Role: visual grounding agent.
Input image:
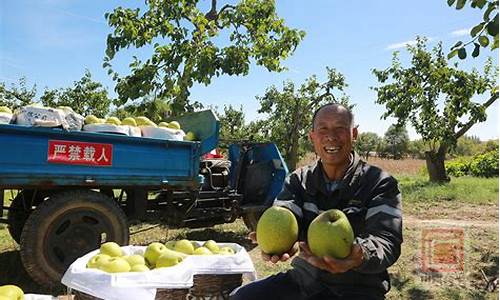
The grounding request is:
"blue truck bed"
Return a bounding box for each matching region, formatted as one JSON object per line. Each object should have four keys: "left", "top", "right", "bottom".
{"left": 0, "top": 110, "right": 219, "bottom": 190}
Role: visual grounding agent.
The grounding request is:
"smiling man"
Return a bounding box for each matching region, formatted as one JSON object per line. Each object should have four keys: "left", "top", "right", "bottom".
{"left": 231, "top": 103, "right": 403, "bottom": 300}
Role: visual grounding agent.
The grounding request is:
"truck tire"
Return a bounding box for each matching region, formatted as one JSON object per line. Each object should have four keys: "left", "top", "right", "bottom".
{"left": 19, "top": 189, "right": 129, "bottom": 287}
{"left": 7, "top": 190, "right": 45, "bottom": 244}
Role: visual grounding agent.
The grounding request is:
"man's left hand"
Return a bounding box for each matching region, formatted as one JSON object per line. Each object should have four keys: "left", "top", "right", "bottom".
{"left": 299, "top": 242, "right": 364, "bottom": 274}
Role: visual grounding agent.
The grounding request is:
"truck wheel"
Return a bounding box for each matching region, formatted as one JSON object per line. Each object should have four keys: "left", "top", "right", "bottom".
{"left": 7, "top": 190, "right": 45, "bottom": 244}
{"left": 19, "top": 190, "right": 129, "bottom": 287}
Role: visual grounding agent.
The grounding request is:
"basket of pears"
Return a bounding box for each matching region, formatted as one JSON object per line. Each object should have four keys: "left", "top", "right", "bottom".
{"left": 62, "top": 240, "right": 254, "bottom": 300}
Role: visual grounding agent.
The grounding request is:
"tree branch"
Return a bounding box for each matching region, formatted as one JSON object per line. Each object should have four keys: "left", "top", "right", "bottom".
{"left": 454, "top": 92, "right": 499, "bottom": 139}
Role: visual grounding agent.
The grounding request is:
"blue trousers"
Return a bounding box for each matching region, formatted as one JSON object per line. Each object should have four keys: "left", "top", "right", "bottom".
{"left": 230, "top": 272, "right": 384, "bottom": 300}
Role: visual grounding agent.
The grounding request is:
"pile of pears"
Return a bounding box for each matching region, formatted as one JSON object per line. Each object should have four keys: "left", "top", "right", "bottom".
{"left": 0, "top": 284, "right": 23, "bottom": 300}
{"left": 84, "top": 115, "right": 196, "bottom": 141}
{"left": 87, "top": 240, "right": 235, "bottom": 273}
{"left": 0, "top": 106, "right": 13, "bottom": 114}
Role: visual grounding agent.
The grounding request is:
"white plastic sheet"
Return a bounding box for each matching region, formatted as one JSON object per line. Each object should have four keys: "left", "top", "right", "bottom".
{"left": 61, "top": 243, "right": 256, "bottom": 300}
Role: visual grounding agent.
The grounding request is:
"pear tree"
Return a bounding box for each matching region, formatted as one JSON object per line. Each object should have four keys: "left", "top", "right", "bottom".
{"left": 372, "top": 37, "right": 498, "bottom": 182}
{"left": 104, "top": 0, "right": 305, "bottom": 116}
{"left": 257, "top": 67, "right": 352, "bottom": 171}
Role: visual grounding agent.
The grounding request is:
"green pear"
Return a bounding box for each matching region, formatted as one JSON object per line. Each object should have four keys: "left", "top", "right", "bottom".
{"left": 191, "top": 241, "right": 200, "bottom": 250}
{"left": 0, "top": 106, "right": 12, "bottom": 114}
{"left": 165, "top": 240, "right": 176, "bottom": 250}
{"left": 144, "top": 242, "right": 168, "bottom": 266}
{"left": 184, "top": 131, "right": 196, "bottom": 141}
{"left": 174, "top": 239, "right": 195, "bottom": 255}
{"left": 100, "top": 242, "right": 123, "bottom": 257}
{"left": 256, "top": 206, "right": 298, "bottom": 255}
{"left": 135, "top": 116, "right": 157, "bottom": 127}
{"left": 105, "top": 117, "right": 122, "bottom": 125}
{"left": 98, "top": 257, "right": 131, "bottom": 273}
{"left": 218, "top": 246, "right": 235, "bottom": 255}
{"left": 123, "top": 254, "right": 146, "bottom": 267}
{"left": 122, "top": 117, "right": 137, "bottom": 126}
{"left": 0, "top": 285, "right": 24, "bottom": 300}
{"left": 57, "top": 106, "right": 74, "bottom": 113}
{"left": 158, "top": 122, "right": 170, "bottom": 128}
{"left": 84, "top": 115, "right": 101, "bottom": 125}
{"left": 203, "top": 240, "right": 220, "bottom": 253}
{"left": 130, "top": 264, "right": 150, "bottom": 272}
{"left": 167, "top": 121, "right": 181, "bottom": 130}
{"left": 156, "top": 250, "right": 184, "bottom": 268}
{"left": 307, "top": 209, "right": 354, "bottom": 259}
{"left": 193, "top": 246, "right": 213, "bottom": 255}
{"left": 87, "top": 253, "right": 111, "bottom": 268}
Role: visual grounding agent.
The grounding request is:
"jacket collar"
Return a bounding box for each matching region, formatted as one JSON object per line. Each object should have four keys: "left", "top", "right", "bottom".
{"left": 308, "top": 151, "right": 363, "bottom": 197}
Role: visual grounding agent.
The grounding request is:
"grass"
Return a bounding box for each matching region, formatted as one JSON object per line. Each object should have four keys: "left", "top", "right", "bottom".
{"left": 0, "top": 164, "right": 498, "bottom": 299}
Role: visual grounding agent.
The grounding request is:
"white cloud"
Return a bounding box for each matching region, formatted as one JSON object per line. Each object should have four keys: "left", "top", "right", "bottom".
{"left": 451, "top": 28, "right": 470, "bottom": 37}
{"left": 385, "top": 37, "right": 435, "bottom": 50}
{"left": 386, "top": 40, "right": 418, "bottom": 50}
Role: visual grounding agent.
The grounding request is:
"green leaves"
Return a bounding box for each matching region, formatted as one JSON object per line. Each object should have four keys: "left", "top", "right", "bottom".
{"left": 372, "top": 37, "right": 498, "bottom": 163}
{"left": 479, "top": 35, "right": 490, "bottom": 46}
{"left": 104, "top": 0, "right": 304, "bottom": 115}
{"left": 472, "top": 42, "right": 481, "bottom": 57}
{"left": 456, "top": 0, "right": 467, "bottom": 9}
{"left": 447, "top": 0, "right": 498, "bottom": 59}
{"left": 458, "top": 47, "right": 467, "bottom": 59}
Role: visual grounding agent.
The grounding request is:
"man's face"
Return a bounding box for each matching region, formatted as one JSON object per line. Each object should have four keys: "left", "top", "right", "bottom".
{"left": 309, "top": 108, "right": 357, "bottom": 168}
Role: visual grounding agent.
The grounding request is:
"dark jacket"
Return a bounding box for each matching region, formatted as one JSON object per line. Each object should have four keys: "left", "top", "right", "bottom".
{"left": 274, "top": 152, "right": 403, "bottom": 297}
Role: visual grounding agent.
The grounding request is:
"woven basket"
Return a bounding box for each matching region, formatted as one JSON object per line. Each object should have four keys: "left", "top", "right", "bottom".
{"left": 188, "top": 274, "right": 242, "bottom": 300}
{"left": 73, "top": 288, "right": 189, "bottom": 300}
{"left": 70, "top": 274, "right": 243, "bottom": 300}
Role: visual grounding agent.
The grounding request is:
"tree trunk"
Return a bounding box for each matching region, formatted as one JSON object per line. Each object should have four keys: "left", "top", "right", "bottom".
{"left": 424, "top": 146, "right": 450, "bottom": 183}
{"left": 287, "top": 130, "right": 299, "bottom": 171}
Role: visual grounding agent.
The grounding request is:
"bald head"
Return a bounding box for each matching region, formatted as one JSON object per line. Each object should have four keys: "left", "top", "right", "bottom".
{"left": 312, "top": 103, "right": 354, "bottom": 130}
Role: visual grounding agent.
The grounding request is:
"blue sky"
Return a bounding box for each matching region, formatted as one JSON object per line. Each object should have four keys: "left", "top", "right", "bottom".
{"left": 1, "top": 0, "right": 498, "bottom": 141}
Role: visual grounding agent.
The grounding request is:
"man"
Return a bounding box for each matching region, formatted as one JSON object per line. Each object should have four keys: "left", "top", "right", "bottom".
{"left": 231, "top": 103, "right": 403, "bottom": 300}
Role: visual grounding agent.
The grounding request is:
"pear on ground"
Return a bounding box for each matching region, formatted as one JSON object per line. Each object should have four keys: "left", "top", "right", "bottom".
{"left": 144, "top": 242, "right": 168, "bottom": 266}
{"left": 307, "top": 209, "right": 354, "bottom": 259}
{"left": 98, "top": 257, "right": 131, "bottom": 273}
{"left": 0, "top": 285, "right": 24, "bottom": 300}
{"left": 100, "top": 242, "right": 123, "bottom": 257}
{"left": 174, "top": 239, "right": 195, "bottom": 255}
{"left": 87, "top": 253, "right": 111, "bottom": 269}
{"left": 256, "top": 206, "right": 298, "bottom": 255}
{"left": 130, "top": 264, "right": 150, "bottom": 272}
{"left": 203, "top": 240, "right": 220, "bottom": 253}
{"left": 123, "top": 254, "right": 146, "bottom": 267}
{"left": 193, "top": 246, "right": 213, "bottom": 255}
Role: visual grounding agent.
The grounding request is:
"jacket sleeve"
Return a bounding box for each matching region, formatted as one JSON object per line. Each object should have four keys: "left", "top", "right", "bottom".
{"left": 272, "top": 171, "right": 308, "bottom": 240}
{"left": 354, "top": 175, "right": 403, "bottom": 274}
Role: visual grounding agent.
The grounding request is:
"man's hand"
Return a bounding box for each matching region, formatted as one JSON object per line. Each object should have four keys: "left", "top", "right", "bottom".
{"left": 299, "top": 242, "right": 364, "bottom": 274}
{"left": 248, "top": 231, "right": 299, "bottom": 264}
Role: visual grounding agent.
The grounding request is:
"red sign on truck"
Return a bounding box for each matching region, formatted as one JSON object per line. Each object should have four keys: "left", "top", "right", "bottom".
{"left": 47, "top": 140, "right": 113, "bottom": 166}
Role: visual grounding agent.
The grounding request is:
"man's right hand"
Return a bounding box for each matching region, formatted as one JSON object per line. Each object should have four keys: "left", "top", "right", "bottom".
{"left": 248, "top": 231, "right": 299, "bottom": 264}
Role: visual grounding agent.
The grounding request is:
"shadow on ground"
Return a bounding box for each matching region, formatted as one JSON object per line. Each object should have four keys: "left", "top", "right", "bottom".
{"left": 0, "top": 250, "right": 65, "bottom": 295}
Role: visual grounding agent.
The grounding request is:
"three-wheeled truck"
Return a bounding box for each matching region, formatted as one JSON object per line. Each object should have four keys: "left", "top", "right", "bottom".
{"left": 0, "top": 110, "right": 288, "bottom": 287}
